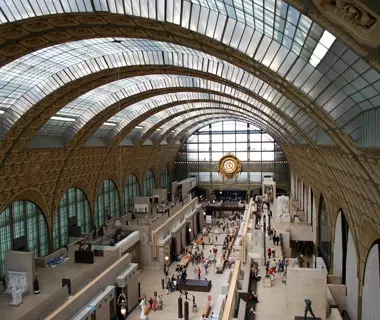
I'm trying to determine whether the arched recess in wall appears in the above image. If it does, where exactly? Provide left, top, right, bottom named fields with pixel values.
left=124, top=174, right=140, bottom=214
left=362, top=240, right=380, bottom=320
left=0, top=200, right=49, bottom=278
left=302, top=182, right=306, bottom=212
left=307, top=186, right=315, bottom=226
left=142, top=169, right=156, bottom=197
left=53, top=188, right=91, bottom=250
left=297, top=178, right=302, bottom=203
left=332, top=209, right=360, bottom=320
left=333, top=210, right=349, bottom=283
left=94, top=179, right=121, bottom=228
left=291, top=171, right=296, bottom=198
left=318, top=194, right=332, bottom=271
left=160, top=165, right=171, bottom=191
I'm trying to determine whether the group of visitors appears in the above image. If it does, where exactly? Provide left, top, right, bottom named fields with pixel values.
left=251, top=261, right=261, bottom=282
left=266, top=254, right=287, bottom=278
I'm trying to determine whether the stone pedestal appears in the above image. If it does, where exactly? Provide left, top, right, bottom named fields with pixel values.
left=277, top=195, right=289, bottom=210
left=262, top=178, right=276, bottom=203
left=263, top=277, right=272, bottom=288
left=286, top=268, right=327, bottom=319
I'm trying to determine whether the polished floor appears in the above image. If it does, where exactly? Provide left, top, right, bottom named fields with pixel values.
left=126, top=208, right=334, bottom=320
left=127, top=228, right=233, bottom=319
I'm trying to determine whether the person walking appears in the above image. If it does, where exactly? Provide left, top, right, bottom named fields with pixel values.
left=267, top=247, right=272, bottom=259
left=272, top=246, right=276, bottom=258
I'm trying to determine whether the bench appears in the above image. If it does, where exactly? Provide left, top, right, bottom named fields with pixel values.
left=203, top=301, right=211, bottom=317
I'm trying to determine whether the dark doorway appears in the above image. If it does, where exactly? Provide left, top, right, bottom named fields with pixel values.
left=341, top=211, right=349, bottom=285
left=109, top=297, right=116, bottom=320
left=214, top=189, right=246, bottom=202
left=171, top=237, right=176, bottom=263
left=196, top=212, right=201, bottom=234
left=185, top=225, right=190, bottom=245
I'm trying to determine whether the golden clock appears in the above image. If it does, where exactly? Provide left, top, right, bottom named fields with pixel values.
left=218, top=154, right=242, bottom=180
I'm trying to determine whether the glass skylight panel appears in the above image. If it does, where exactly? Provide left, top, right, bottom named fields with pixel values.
left=51, top=115, right=76, bottom=122
left=309, top=30, right=336, bottom=67
left=0, top=2, right=375, bottom=145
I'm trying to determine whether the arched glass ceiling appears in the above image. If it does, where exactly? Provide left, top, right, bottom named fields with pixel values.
left=3, top=38, right=317, bottom=138
left=0, top=0, right=334, bottom=66
left=150, top=112, right=278, bottom=144
left=0, top=2, right=378, bottom=145
left=126, top=102, right=293, bottom=143
left=88, top=92, right=303, bottom=142
left=133, top=102, right=290, bottom=141
left=162, top=113, right=290, bottom=145
left=171, top=117, right=296, bottom=145
left=38, top=74, right=308, bottom=141
left=154, top=112, right=288, bottom=144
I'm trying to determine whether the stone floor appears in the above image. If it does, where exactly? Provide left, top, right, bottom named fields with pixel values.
left=126, top=209, right=334, bottom=320
left=254, top=210, right=333, bottom=320
left=126, top=226, right=233, bottom=319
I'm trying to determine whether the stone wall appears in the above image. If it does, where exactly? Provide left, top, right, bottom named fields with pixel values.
left=0, top=145, right=177, bottom=245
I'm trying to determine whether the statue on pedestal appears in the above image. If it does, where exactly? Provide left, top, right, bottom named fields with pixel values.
left=10, top=286, right=22, bottom=306
left=139, top=298, right=147, bottom=320
left=304, top=299, right=316, bottom=319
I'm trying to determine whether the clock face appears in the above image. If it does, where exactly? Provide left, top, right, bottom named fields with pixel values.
left=223, top=159, right=236, bottom=173
left=218, top=154, right=241, bottom=180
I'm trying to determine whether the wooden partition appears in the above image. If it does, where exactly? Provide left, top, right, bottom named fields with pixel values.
left=222, top=260, right=241, bottom=320
left=45, top=254, right=131, bottom=320
left=152, top=197, right=198, bottom=258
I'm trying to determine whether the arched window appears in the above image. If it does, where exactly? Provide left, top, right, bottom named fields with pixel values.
left=94, top=179, right=121, bottom=227
left=318, top=195, right=332, bottom=271
left=160, top=166, right=170, bottom=191
left=175, top=121, right=288, bottom=185
left=142, top=170, right=156, bottom=196
left=0, top=200, right=48, bottom=278
left=53, top=188, right=91, bottom=250
left=124, top=174, right=140, bottom=214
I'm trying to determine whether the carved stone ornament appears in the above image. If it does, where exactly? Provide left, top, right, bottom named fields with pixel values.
left=6, top=271, right=28, bottom=297
left=313, top=0, right=380, bottom=46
